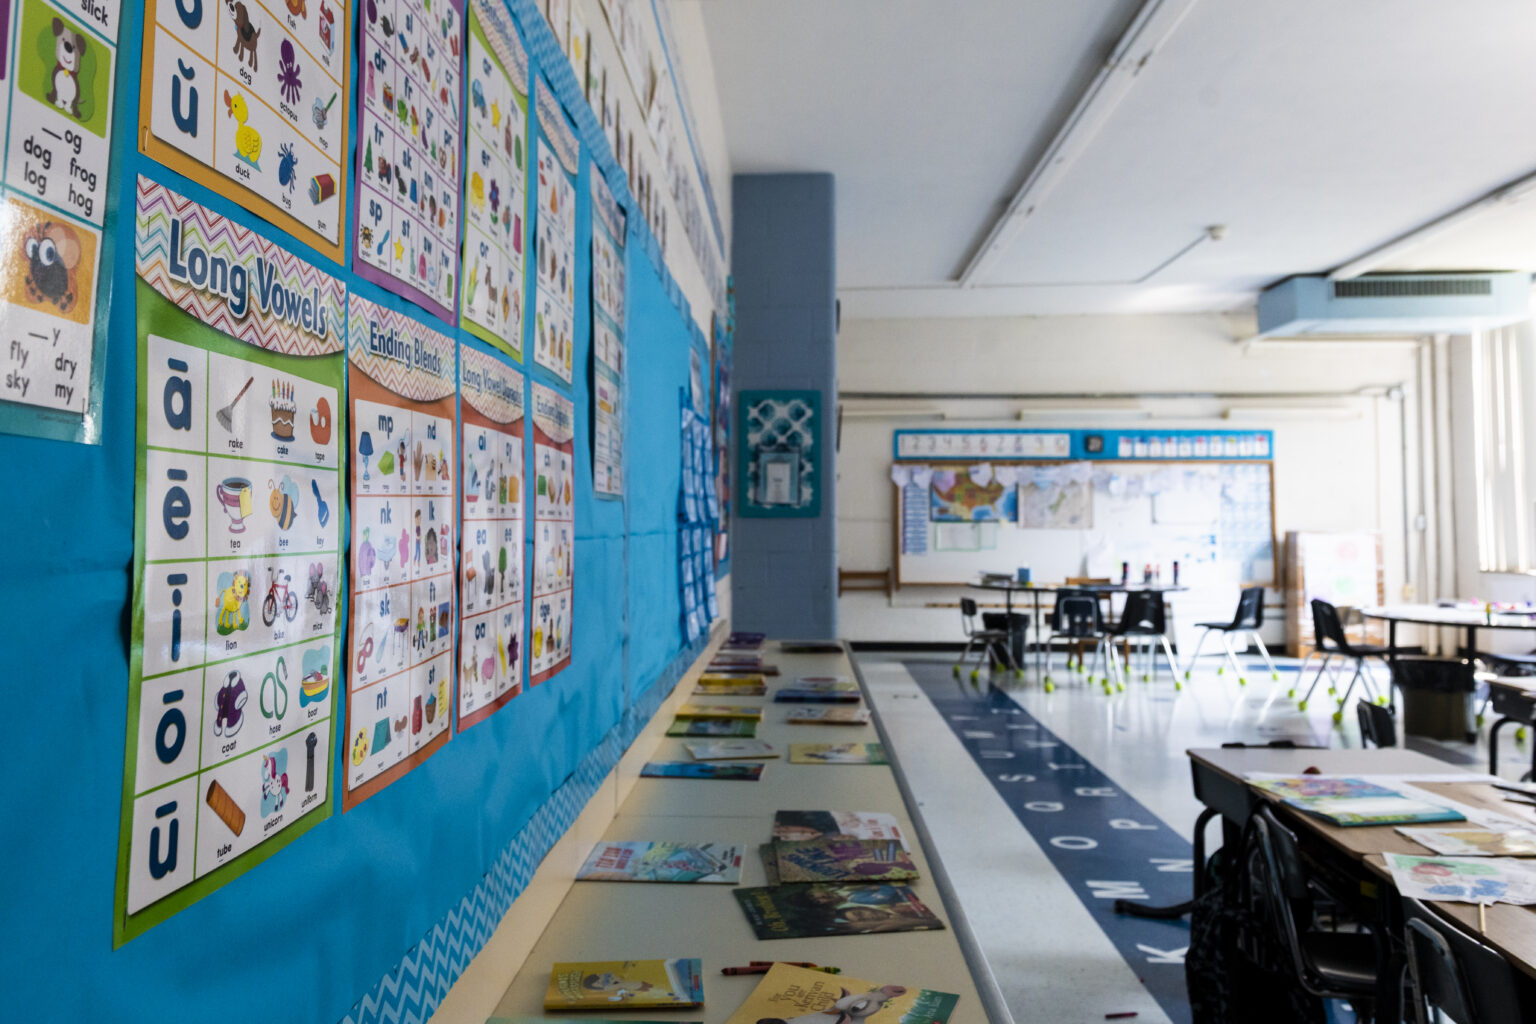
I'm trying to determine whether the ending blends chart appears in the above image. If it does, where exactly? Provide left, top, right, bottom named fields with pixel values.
left=532, top=87, right=577, bottom=384
left=530, top=381, right=573, bottom=683
left=354, top=0, right=463, bottom=320
left=118, top=180, right=345, bottom=945
left=345, top=293, right=455, bottom=808
left=458, top=344, right=524, bottom=728
left=0, top=0, right=123, bottom=439
left=141, top=0, right=351, bottom=261
left=590, top=171, right=624, bottom=497
left=459, top=0, right=527, bottom=358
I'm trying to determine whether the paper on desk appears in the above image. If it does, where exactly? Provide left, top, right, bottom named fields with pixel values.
left=1397, top=826, right=1536, bottom=857
left=1383, top=853, right=1536, bottom=905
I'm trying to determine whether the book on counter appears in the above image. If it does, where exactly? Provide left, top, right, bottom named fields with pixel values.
left=769, top=837, right=919, bottom=884
left=711, top=651, right=763, bottom=666
left=708, top=663, right=780, bottom=676
left=772, top=810, right=908, bottom=849
left=674, top=703, right=764, bottom=721
left=723, top=963, right=959, bottom=1024
left=1248, top=776, right=1466, bottom=827
left=641, top=760, right=765, bottom=781
left=790, top=743, right=889, bottom=765
left=666, top=717, right=758, bottom=738
left=695, top=679, right=768, bottom=697
left=577, top=841, right=743, bottom=883
left=778, top=641, right=846, bottom=654
left=685, top=739, right=779, bottom=761
left=732, top=883, right=945, bottom=939
left=724, top=631, right=766, bottom=648
left=786, top=706, right=872, bottom=725
left=543, top=958, right=704, bottom=1010
left=775, top=689, right=863, bottom=704
left=700, top=672, right=768, bottom=687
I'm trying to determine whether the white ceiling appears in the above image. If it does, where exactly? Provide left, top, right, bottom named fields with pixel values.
left=698, top=0, right=1536, bottom=317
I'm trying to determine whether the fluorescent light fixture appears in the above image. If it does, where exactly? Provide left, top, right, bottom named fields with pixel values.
left=1223, top=406, right=1363, bottom=421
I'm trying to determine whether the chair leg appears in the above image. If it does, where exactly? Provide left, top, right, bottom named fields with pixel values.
left=1103, top=640, right=1125, bottom=694
left=1334, top=661, right=1366, bottom=725
left=1219, top=634, right=1246, bottom=685
left=1251, top=632, right=1280, bottom=681
left=954, top=637, right=981, bottom=681
left=1158, top=635, right=1180, bottom=682
left=1292, top=648, right=1318, bottom=699
left=1181, top=628, right=1211, bottom=681
left=1297, top=652, right=1335, bottom=710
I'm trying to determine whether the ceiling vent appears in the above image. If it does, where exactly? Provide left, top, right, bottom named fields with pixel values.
left=1257, top=273, right=1530, bottom=336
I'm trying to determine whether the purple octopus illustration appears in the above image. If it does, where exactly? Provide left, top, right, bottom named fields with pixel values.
left=277, top=39, right=303, bottom=106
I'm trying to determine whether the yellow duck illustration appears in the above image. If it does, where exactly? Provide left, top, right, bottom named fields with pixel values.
left=224, top=90, right=263, bottom=169
left=470, top=171, right=485, bottom=210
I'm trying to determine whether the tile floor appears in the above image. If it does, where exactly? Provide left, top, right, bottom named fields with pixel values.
left=855, top=649, right=1533, bottom=1024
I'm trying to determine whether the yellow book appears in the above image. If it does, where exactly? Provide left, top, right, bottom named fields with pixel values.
left=543, top=957, right=703, bottom=1010
left=674, top=703, right=763, bottom=720
left=724, top=963, right=958, bottom=1023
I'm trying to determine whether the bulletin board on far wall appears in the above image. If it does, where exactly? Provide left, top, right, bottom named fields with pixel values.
left=890, top=428, right=1277, bottom=589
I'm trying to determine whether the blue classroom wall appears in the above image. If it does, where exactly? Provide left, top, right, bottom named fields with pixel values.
left=0, top=0, right=712, bottom=1020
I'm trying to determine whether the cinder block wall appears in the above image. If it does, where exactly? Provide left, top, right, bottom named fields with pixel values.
left=730, top=173, right=838, bottom=638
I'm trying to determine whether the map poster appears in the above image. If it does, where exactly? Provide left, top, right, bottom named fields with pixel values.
left=140, top=0, right=351, bottom=261
left=0, top=0, right=124, bottom=443
left=530, top=381, right=573, bottom=682
left=930, top=467, right=1015, bottom=523
left=531, top=85, right=577, bottom=384
left=117, top=178, right=345, bottom=945
left=344, top=293, right=455, bottom=808
left=459, top=0, right=528, bottom=359
left=353, top=0, right=463, bottom=321
left=458, top=344, right=524, bottom=728
left=590, top=171, right=624, bottom=496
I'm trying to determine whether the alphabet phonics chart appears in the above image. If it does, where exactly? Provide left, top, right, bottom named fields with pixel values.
left=118, top=179, right=345, bottom=945
left=458, top=345, right=524, bottom=728
left=590, top=172, right=624, bottom=496
left=0, top=0, right=123, bottom=441
left=353, top=0, right=463, bottom=321
left=345, top=293, right=456, bottom=807
left=459, top=0, right=528, bottom=360
left=532, top=87, right=577, bottom=384
left=530, top=381, right=573, bottom=683
left=140, top=0, right=351, bottom=262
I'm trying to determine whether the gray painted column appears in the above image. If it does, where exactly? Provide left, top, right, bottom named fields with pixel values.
left=730, top=173, right=838, bottom=638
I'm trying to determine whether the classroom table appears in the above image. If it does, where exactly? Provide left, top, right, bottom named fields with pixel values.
left=969, top=579, right=1187, bottom=679
left=1360, top=603, right=1536, bottom=666
left=1483, top=673, right=1536, bottom=778
left=1186, top=745, right=1536, bottom=1016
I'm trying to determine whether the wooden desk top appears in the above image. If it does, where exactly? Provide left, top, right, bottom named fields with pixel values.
left=1187, top=747, right=1536, bottom=980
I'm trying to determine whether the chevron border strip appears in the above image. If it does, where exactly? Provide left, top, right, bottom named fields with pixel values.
left=338, top=633, right=709, bottom=1024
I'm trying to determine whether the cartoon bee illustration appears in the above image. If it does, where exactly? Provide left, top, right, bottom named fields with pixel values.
left=22, top=221, right=81, bottom=312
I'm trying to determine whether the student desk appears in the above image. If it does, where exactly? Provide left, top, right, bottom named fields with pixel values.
left=969, top=580, right=1186, bottom=678
left=1186, top=746, right=1536, bottom=1014
left=1359, top=603, right=1536, bottom=665
left=486, top=642, right=1009, bottom=1023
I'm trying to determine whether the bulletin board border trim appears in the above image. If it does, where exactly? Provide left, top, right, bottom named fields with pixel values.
left=892, top=458, right=1278, bottom=590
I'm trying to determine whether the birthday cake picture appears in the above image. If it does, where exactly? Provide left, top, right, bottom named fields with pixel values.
left=270, top=379, right=297, bottom=441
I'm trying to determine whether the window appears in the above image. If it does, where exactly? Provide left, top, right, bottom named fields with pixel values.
left=1471, top=321, right=1536, bottom=573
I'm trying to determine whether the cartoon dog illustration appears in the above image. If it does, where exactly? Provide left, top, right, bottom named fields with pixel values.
left=756, top=985, right=907, bottom=1024
left=21, top=220, right=82, bottom=313
left=228, top=0, right=261, bottom=70
left=45, top=18, right=85, bottom=120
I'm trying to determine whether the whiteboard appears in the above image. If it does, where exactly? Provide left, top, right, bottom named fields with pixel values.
left=895, top=461, right=1275, bottom=589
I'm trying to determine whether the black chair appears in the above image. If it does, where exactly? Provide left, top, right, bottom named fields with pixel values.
left=1402, top=897, right=1530, bottom=1023
left=1355, top=700, right=1397, bottom=748
left=1245, top=805, right=1380, bottom=1019
left=1047, top=590, right=1111, bottom=695
left=1296, top=599, right=1391, bottom=724
left=952, top=597, right=1021, bottom=683
left=1181, top=586, right=1278, bottom=687
left=1108, top=590, right=1178, bottom=688
left=1477, top=652, right=1536, bottom=779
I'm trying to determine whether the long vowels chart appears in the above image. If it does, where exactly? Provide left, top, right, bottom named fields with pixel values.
left=0, top=0, right=123, bottom=443
left=529, top=380, right=572, bottom=683
left=140, top=0, right=351, bottom=262
left=353, top=0, right=463, bottom=322
left=457, top=344, right=523, bottom=728
left=345, top=292, right=455, bottom=807
left=458, top=0, right=526, bottom=360
left=590, top=171, right=624, bottom=497
left=118, top=178, right=345, bottom=945
left=531, top=84, right=577, bottom=385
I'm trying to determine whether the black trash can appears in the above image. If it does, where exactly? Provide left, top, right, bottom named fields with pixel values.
left=981, top=612, right=1028, bottom=668
left=1391, top=657, right=1476, bottom=742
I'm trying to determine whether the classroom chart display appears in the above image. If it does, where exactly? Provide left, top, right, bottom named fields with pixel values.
left=118, top=179, right=345, bottom=944
left=530, top=381, right=573, bottom=682
left=345, top=293, right=455, bottom=807
left=458, top=344, right=524, bottom=728
left=893, top=428, right=1274, bottom=462
left=0, top=0, right=123, bottom=439
left=458, top=0, right=527, bottom=358
left=679, top=398, right=717, bottom=641
left=531, top=88, right=577, bottom=383
left=590, top=171, right=625, bottom=495
left=141, top=0, right=350, bottom=261
left=353, top=0, right=463, bottom=320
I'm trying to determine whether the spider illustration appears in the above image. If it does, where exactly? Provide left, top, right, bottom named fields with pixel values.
left=277, top=39, right=303, bottom=105
left=277, top=142, right=298, bottom=194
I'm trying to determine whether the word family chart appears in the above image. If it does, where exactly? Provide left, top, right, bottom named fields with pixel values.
left=0, top=0, right=123, bottom=431
left=457, top=344, right=524, bottom=729
left=142, top=0, right=350, bottom=258
left=530, top=381, right=573, bottom=682
left=345, top=294, right=456, bottom=807
left=590, top=171, right=625, bottom=496
left=120, top=180, right=345, bottom=944
left=354, top=0, right=463, bottom=319
left=532, top=88, right=577, bottom=384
